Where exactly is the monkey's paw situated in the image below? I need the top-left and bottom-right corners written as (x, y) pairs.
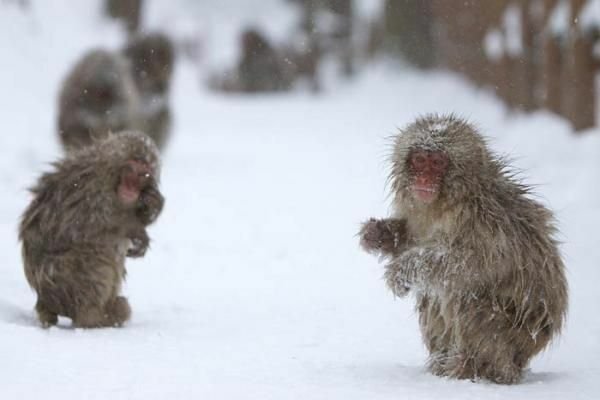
top-left (359, 218), bottom-right (397, 255)
top-left (383, 267), bottom-right (411, 298)
top-left (138, 186), bottom-right (164, 225)
top-left (127, 236), bottom-right (149, 258)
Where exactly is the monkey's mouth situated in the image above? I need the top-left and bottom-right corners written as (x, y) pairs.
top-left (412, 184), bottom-right (439, 203)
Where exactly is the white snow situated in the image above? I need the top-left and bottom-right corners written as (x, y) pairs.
top-left (484, 28), bottom-right (504, 61)
top-left (1, 1), bottom-right (600, 399)
top-left (580, 0), bottom-right (600, 32)
top-left (549, 0), bottom-right (571, 37)
top-left (354, 0), bottom-right (385, 20)
top-left (503, 4), bottom-right (523, 56)
top-left (483, 5), bottom-right (523, 61)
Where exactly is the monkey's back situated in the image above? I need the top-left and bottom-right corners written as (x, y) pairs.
top-left (19, 161), bottom-right (128, 318)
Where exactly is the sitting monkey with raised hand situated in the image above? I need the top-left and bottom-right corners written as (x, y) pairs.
top-left (20, 131), bottom-right (164, 328)
top-left (360, 114), bottom-right (567, 384)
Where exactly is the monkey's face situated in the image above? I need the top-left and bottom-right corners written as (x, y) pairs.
top-left (408, 149), bottom-right (449, 204)
top-left (117, 160), bottom-right (154, 205)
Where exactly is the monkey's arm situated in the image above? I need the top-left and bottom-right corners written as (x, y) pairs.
top-left (359, 218), bottom-right (409, 257)
top-left (385, 244), bottom-right (480, 296)
top-left (384, 245), bottom-right (457, 297)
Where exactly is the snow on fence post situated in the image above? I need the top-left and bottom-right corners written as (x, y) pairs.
top-left (405, 0), bottom-right (597, 131)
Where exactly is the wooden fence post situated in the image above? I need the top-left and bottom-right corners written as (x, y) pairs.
top-left (566, 0), bottom-right (596, 130)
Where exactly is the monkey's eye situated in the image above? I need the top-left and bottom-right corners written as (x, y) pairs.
top-left (411, 153), bottom-right (427, 167)
top-left (431, 154), bottom-right (449, 170)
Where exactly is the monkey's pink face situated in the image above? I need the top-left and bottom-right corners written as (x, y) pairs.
top-left (118, 160), bottom-right (154, 204)
top-left (409, 150), bottom-right (449, 204)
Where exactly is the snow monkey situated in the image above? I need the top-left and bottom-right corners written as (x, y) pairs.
top-left (237, 28), bottom-right (294, 92)
top-left (359, 114), bottom-right (567, 384)
top-left (20, 131), bottom-right (164, 328)
top-left (58, 50), bottom-right (139, 152)
top-left (124, 32), bottom-right (175, 150)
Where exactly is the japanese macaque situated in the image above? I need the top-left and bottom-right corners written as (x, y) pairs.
top-left (237, 28), bottom-right (294, 92)
top-left (57, 50), bottom-right (139, 152)
top-left (359, 114), bottom-right (567, 384)
top-left (124, 32), bottom-right (175, 150)
top-left (20, 131), bottom-right (164, 328)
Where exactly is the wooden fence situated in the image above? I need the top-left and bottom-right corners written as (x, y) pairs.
top-left (385, 0), bottom-right (600, 131)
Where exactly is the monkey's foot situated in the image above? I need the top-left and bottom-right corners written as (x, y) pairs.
top-left (74, 297), bottom-right (131, 328)
top-left (106, 296), bottom-right (131, 326)
top-left (432, 351), bottom-right (523, 384)
top-left (426, 351), bottom-right (478, 382)
top-left (427, 351), bottom-right (450, 377)
top-left (35, 302), bottom-right (58, 328)
top-left (483, 363), bottom-right (523, 385)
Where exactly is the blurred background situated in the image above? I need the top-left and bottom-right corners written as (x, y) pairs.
top-left (5, 0), bottom-right (600, 130)
top-left (0, 1), bottom-right (599, 399)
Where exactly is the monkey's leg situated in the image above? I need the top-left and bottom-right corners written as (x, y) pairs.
top-left (442, 301), bottom-right (525, 384)
top-left (417, 294), bottom-right (453, 376)
top-left (73, 306), bottom-right (110, 328)
top-left (73, 299), bottom-right (130, 328)
top-left (35, 299), bottom-right (58, 328)
top-left (71, 258), bottom-right (126, 328)
top-left (105, 296), bottom-right (131, 326)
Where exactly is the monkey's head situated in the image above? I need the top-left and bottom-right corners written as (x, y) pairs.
top-left (390, 114), bottom-right (491, 208)
top-left (241, 28), bottom-right (271, 55)
top-left (74, 130), bottom-right (161, 207)
top-left (72, 51), bottom-right (126, 112)
top-left (124, 32), bottom-right (175, 95)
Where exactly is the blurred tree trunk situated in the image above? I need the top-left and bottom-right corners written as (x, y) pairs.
top-left (330, 0), bottom-right (354, 76)
top-left (540, 0), bottom-right (562, 114)
top-left (383, 0), bottom-right (435, 68)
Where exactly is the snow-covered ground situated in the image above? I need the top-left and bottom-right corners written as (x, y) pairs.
top-left (1, 1), bottom-right (599, 399)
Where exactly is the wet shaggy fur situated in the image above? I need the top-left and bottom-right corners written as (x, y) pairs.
top-left (20, 131), bottom-right (164, 328)
top-left (359, 114), bottom-right (568, 384)
top-left (123, 32), bottom-right (175, 150)
top-left (58, 50), bottom-right (140, 152)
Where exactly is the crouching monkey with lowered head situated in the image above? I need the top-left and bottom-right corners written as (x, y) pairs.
top-left (20, 131), bottom-right (164, 328)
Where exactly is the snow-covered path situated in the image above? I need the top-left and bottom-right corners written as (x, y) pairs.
top-left (1, 2), bottom-right (599, 399)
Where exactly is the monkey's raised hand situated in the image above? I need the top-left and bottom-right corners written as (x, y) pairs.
top-left (359, 218), bottom-right (408, 256)
top-left (136, 184), bottom-right (164, 225)
top-left (127, 228), bottom-right (150, 258)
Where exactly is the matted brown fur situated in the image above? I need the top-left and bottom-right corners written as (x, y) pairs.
top-left (360, 114), bottom-right (568, 384)
top-left (20, 131), bottom-right (164, 328)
